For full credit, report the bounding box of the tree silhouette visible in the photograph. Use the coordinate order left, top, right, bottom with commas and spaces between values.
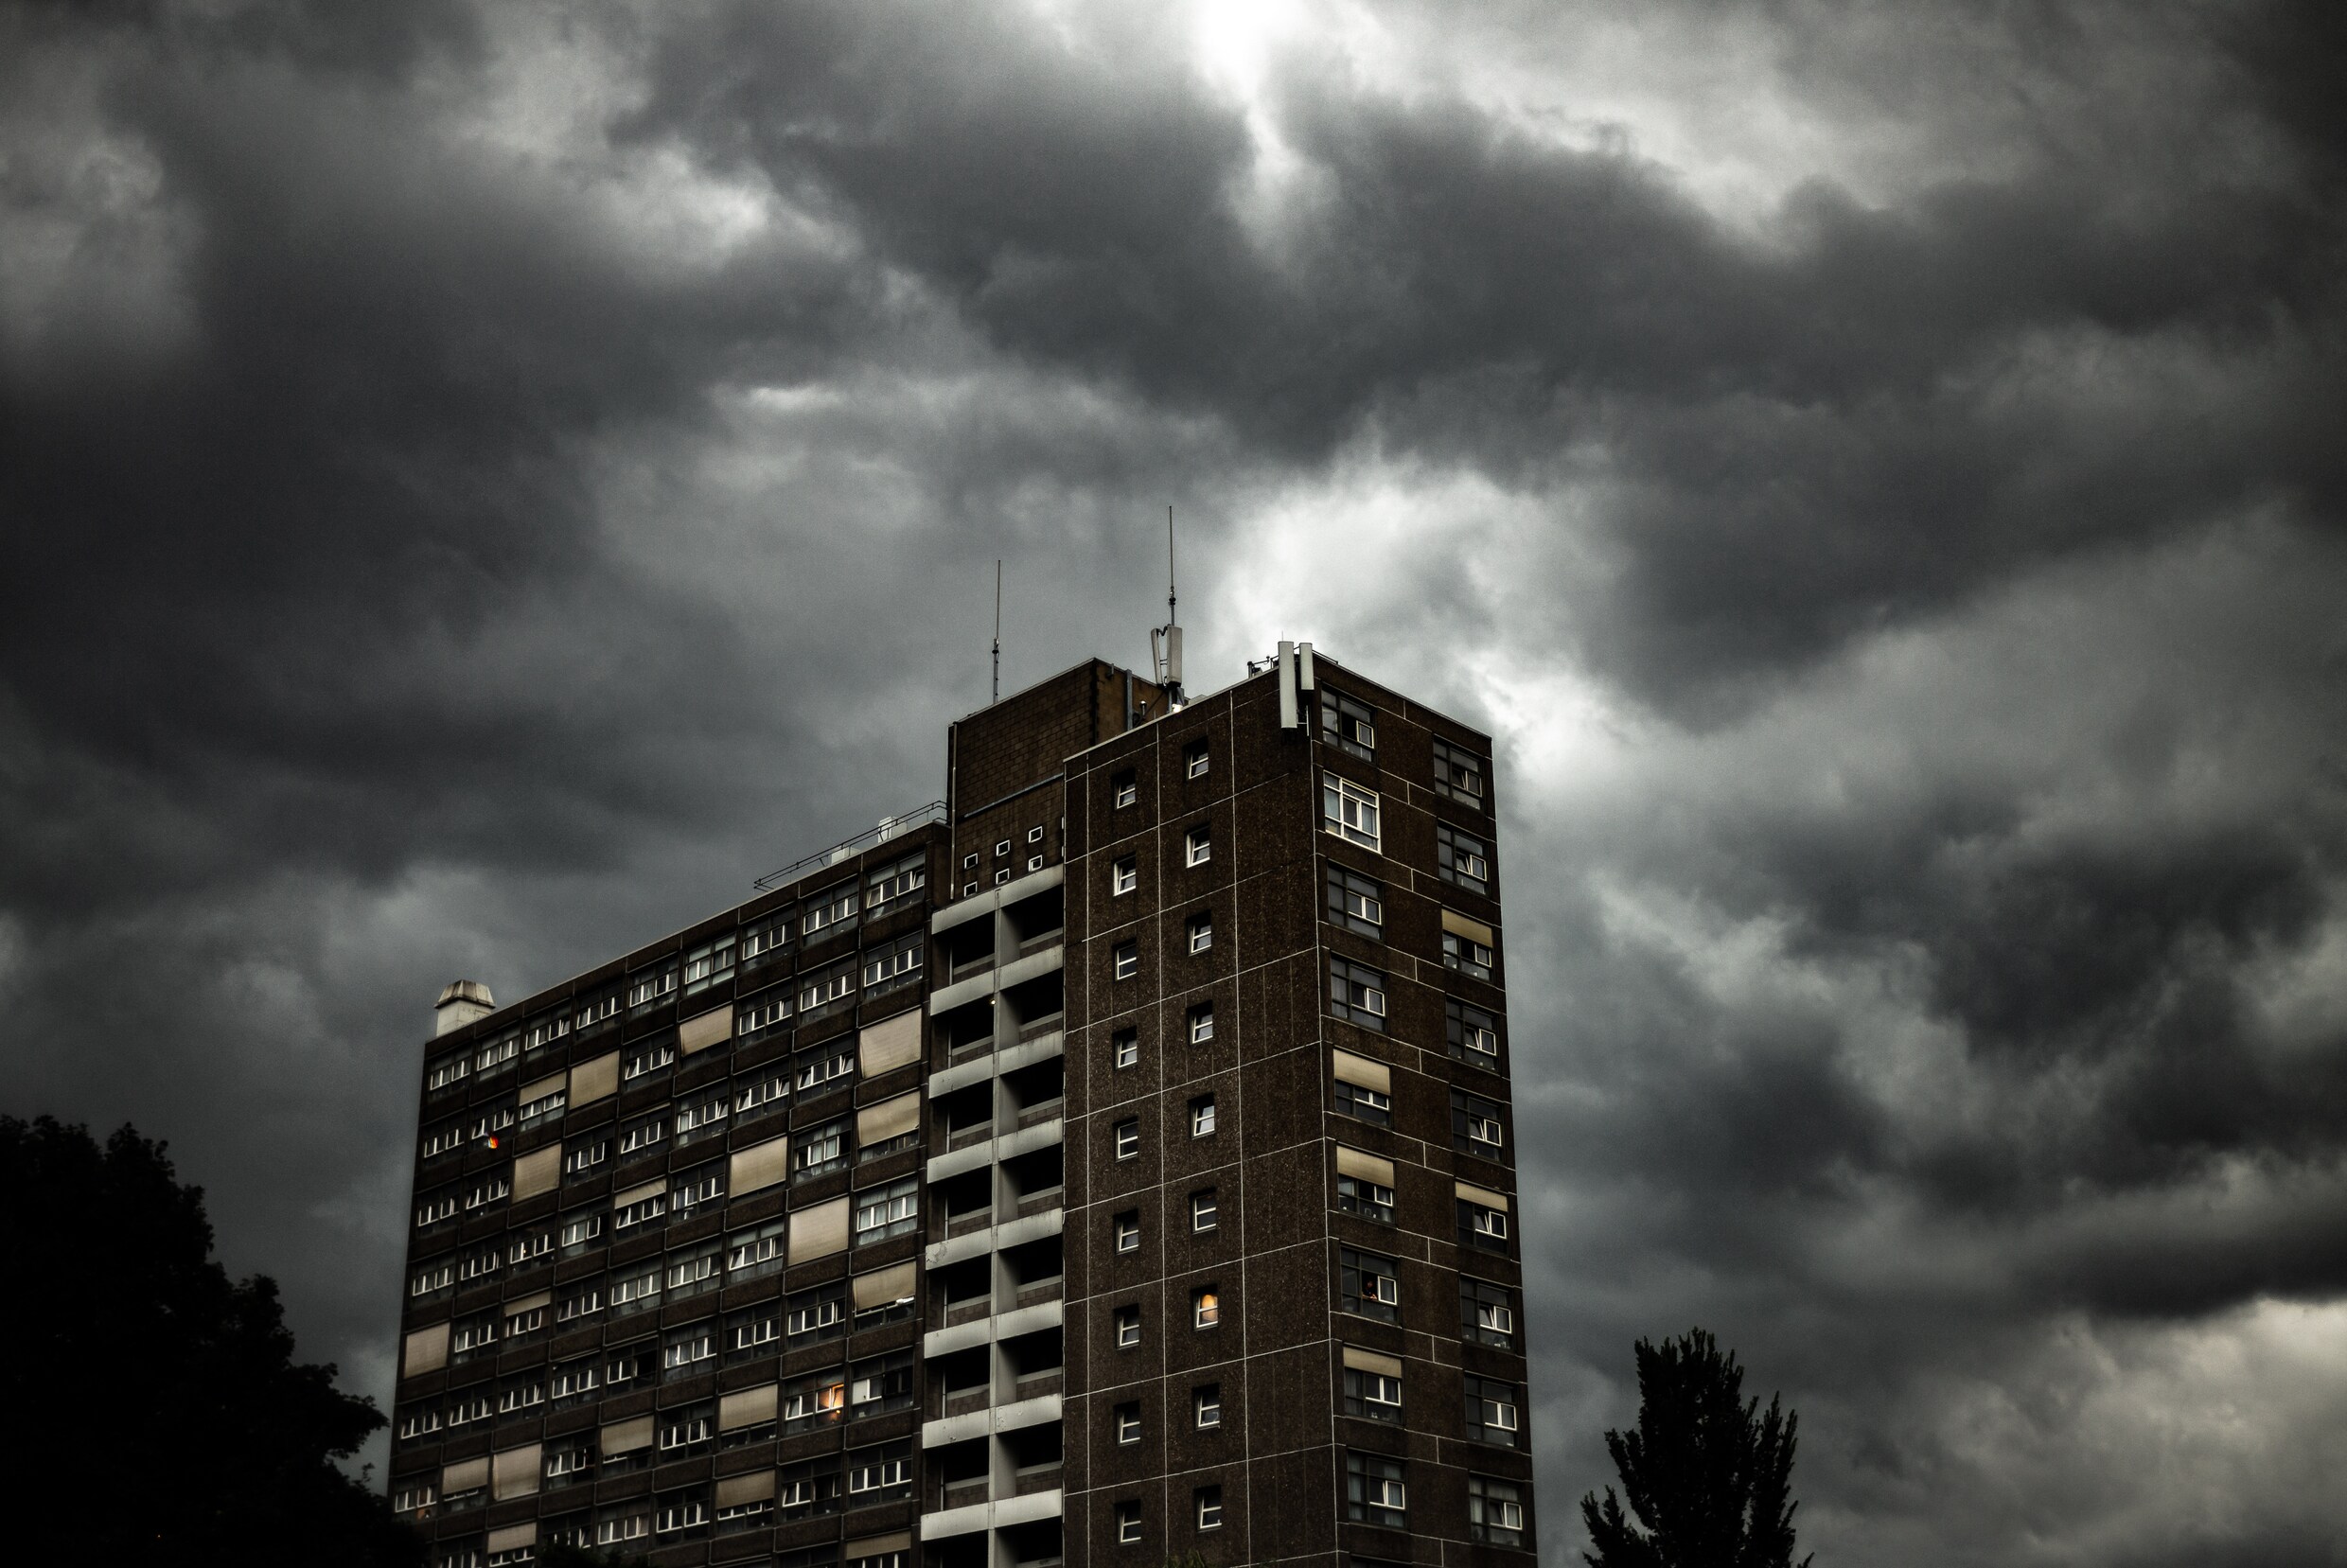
1580, 1328, 1811, 1568
0, 1115, 421, 1567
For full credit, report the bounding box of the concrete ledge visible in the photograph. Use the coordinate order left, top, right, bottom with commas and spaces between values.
924, 1300, 1064, 1358
919, 1488, 1065, 1540
928, 1031, 1065, 1097
927, 945, 1063, 1015
925, 1207, 1064, 1269
930, 865, 1065, 935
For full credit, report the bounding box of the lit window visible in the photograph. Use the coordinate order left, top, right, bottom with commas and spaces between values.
1323, 775, 1381, 850
1113, 856, 1138, 895
1190, 1095, 1216, 1136
1114, 1120, 1139, 1160
1192, 1287, 1221, 1329
1191, 1189, 1218, 1232
1185, 824, 1212, 866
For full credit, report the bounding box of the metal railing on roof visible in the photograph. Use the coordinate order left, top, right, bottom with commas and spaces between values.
752, 802, 947, 892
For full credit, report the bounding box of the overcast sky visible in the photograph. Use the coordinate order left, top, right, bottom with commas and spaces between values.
4, 1, 2344, 1561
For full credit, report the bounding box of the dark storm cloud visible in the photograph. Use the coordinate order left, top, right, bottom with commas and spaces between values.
4, 0, 2345, 1563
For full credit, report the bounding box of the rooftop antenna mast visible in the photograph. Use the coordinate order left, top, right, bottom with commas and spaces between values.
991, 559, 1002, 705
1150, 505, 1185, 705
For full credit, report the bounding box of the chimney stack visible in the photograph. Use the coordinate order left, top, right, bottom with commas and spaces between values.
434, 979, 495, 1037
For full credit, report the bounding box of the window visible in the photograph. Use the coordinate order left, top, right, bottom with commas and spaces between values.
505, 1292, 549, 1338
1459, 1194, 1510, 1253
558, 1207, 604, 1258
799, 957, 856, 1017
803, 882, 858, 939
796, 1038, 856, 1096
794, 1119, 847, 1181
594, 1505, 649, 1547
670, 1161, 726, 1219
622, 1036, 675, 1083
995, 839, 1012, 859
1117, 1501, 1142, 1545
662, 1320, 716, 1378
475, 1031, 521, 1080
1469, 1475, 1526, 1545
498, 1368, 545, 1418
1192, 1286, 1221, 1329
1452, 1088, 1507, 1160
445, 1385, 491, 1431
740, 908, 792, 971
1113, 1029, 1138, 1069
517, 1082, 566, 1130
734, 1066, 789, 1122
1185, 738, 1210, 778
1341, 1246, 1401, 1321
683, 934, 735, 995
666, 1240, 723, 1300
1186, 910, 1212, 953
1442, 924, 1496, 982
1334, 1074, 1391, 1127
574, 987, 621, 1034
397, 1408, 443, 1445
1114, 1119, 1139, 1160
464, 1172, 511, 1212
725, 1300, 781, 1361
865, 852, 926, 915
550, 1357, 599, 1407
737, 989, 793, 1050
674, 1085, 730, 1147
1329, 956, 1387, 1029
618, 1108, 668, 1159
612, 1185, 666, 1236
1436, 821, 1491, 894
449, 1311, 497, 1362
1027, 824, 1045, 844
409, 1258, 454, 1299
783, 1369, 848, 1433
1190, 1095, 1217, 1136
862, 931, 924, 992
1191, 1189, 1218, 1232
555, 1279, 603, 1326
415, 1187, 459, 1230
626, 959, 679, 1014
1324, 775, 1382, 850
1344, 1365, 1404, 1424
848, 1350, 915, 1418
1347, 1451, 1407, 1527
1115, 1306, 1141, 1348
425, 1050, 470, 1094
656, 1483, 711, 1539
1193, 1383, 1222, 1428
1184, 823, 1212, 866
1113, 856, 1138, 895
605, 1342, 648, 1393
785, 1281, 848, 1344
777, 1454, 843, 1519
1115, 1401, 1141, 1444
715, 1488, 771, 1534
1113, 1209, 1140, 1253
1026, 854, 1044, 872
1446, 998, 1501, 1071
393, 1478, 437, 1518
458, 1242, 501, 1285
1113, 770, 1138, 808
1460, 1277, 1518, 1348
659, 1401, 715, 1458
1195, 1485, 1224, 1531
1327, 864, 1385, 938
419, 1116, 467, 1162
1337, 1173, 1396, 1224
1464, 1375, 1522, 1446
609, 1261, 662, 1316
1321, 689, 1377, 759
1433, 737, 1488, 806
846, 1439, 913, 1503
854, 1177, 918, 1242
1185, 1001, 1215, 1044
561, 1136, 609, 1182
